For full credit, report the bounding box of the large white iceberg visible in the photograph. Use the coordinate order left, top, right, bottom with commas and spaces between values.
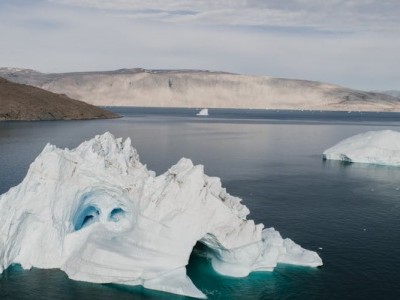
323, 130, 400, 166
0, 133, 322, 298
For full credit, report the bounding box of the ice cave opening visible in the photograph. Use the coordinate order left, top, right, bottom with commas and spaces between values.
109, 208, 125, 222
74, 205, 101, 230
186, 241, 216, 290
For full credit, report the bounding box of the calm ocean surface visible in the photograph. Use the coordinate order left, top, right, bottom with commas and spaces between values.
1, 108, 400, 300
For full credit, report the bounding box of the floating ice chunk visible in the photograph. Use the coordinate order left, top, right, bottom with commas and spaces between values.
0, 132, 322, 298
196, 108, 208, 116
323, 130, 400, 166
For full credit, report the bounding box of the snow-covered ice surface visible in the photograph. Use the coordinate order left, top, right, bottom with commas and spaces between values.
323, 130, 400, 166
0, 133, 322, 298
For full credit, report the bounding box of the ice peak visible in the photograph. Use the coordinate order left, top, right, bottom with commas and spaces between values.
68, 132, 142, 174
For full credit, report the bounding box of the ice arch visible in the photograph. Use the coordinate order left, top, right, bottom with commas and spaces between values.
0, 133, 322, 298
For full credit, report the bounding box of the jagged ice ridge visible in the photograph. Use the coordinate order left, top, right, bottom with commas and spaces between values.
0, 133, 322, 298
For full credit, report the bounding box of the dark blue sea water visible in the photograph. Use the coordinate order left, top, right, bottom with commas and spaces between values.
1, 108, 400, 300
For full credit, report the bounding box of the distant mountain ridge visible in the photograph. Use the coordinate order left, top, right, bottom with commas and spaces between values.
1, 67, 399, 112
0, 77, 118, 121
374, 90, 400, 98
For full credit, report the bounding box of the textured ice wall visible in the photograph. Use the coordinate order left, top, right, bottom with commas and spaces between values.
0, 133, 322, 298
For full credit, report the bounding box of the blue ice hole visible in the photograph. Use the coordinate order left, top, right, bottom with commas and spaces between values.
109, 208, 125, 222
74, 205, 100, 230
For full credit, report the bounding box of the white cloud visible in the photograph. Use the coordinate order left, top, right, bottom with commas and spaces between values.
0, 0, 399, 90
49, 0, 400, 33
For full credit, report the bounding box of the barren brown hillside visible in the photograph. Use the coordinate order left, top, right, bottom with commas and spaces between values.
0, 77, 118, 120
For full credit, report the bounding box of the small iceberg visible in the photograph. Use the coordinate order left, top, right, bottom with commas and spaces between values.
323, 130, 400, 166
196, 108, 208, 116
0, 133, 322, 298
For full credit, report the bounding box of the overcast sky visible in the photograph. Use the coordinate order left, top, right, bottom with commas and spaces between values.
0, 0, 399, 90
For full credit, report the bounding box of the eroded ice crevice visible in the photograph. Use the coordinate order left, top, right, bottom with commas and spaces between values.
0, 132, 322, 298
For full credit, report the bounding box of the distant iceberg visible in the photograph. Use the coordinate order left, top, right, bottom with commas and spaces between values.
0, 133, 322, 298
196, 108, 208, 116
323, 130, 400, 166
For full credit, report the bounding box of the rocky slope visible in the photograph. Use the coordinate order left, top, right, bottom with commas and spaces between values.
0, 77, 118, 121
1, 67, 399, 111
